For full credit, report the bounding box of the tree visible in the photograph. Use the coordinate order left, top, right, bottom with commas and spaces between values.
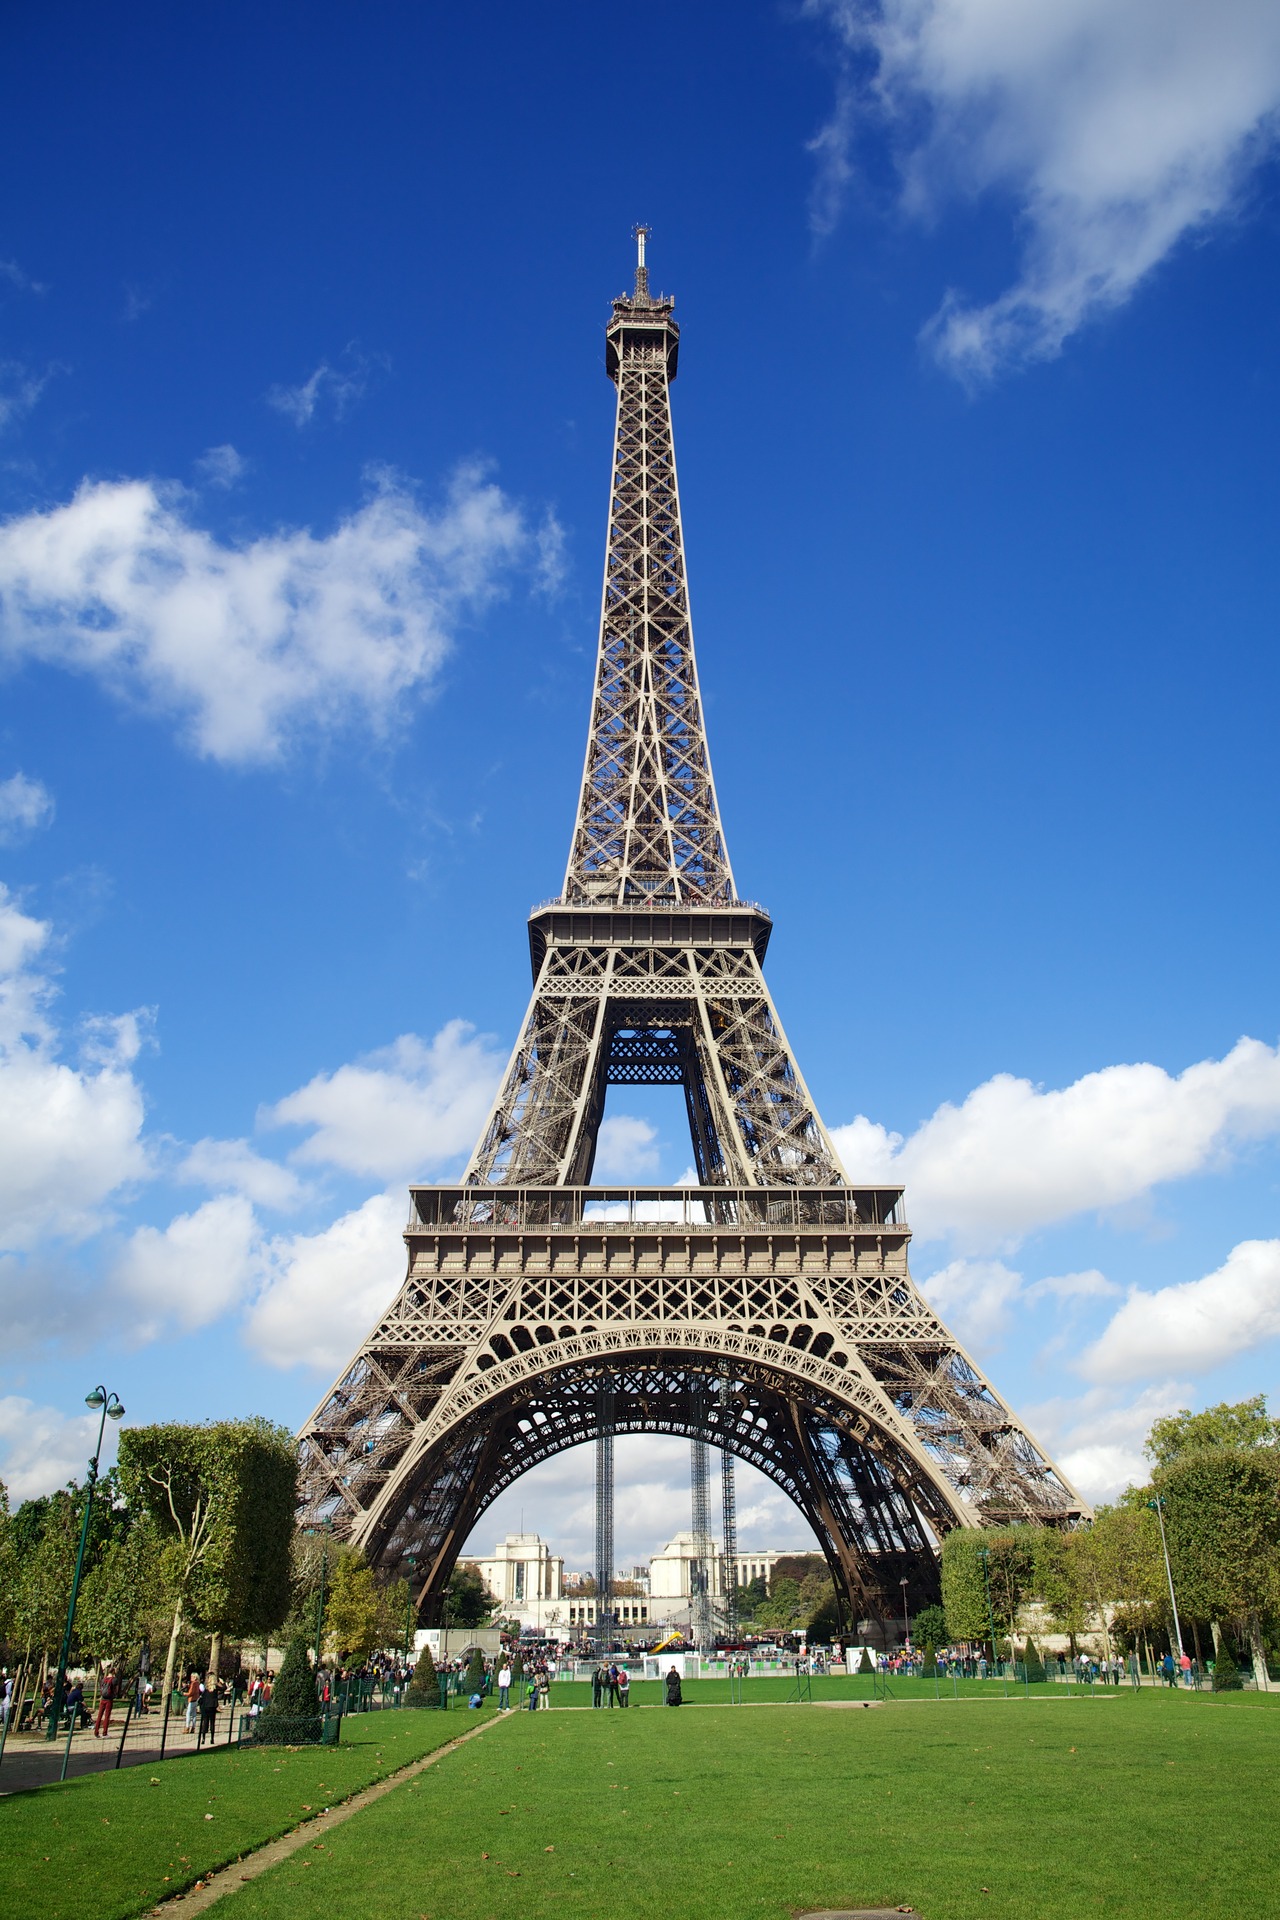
77, 1519, 169, 1669
737, 1574, 767, 1619
378, 1574, 412, 1655
444, 1564, 495, 1628
940, 1533, 992, 1644
118, 1419, 298, 1705
754, 1576, 803, 1631
912, 1604, 948, 1651
405, 1643, 439, 1706
325, 1551, 383, 1664
1023, 1634, 1046, 1681
1147, 1397, 1280, 1467
921, 1643, 937, 1676
266, 1632, 319, 1716
1211, 1635, 1243, 1692
1156, 1443, 1280, 1685
857, 1647, 874, 1675
465, 1646, 486, 1694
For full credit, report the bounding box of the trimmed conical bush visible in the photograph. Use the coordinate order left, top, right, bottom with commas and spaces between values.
269, 1634, 319, 1715
1211, 1637, 1243, 1691
1023, 1636, 1046, 1682
405, 1643, 439, 1707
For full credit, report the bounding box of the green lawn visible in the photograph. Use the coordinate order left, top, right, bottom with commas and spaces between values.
213, 1689, 1280, 1920
0, 1704, 497, 1920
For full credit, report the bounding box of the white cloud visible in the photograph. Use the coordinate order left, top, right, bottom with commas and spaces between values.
1026, 1379, 1192, 1503
0, 259, 47, 295
832, 1035, 1280, 1253
244, 1189, 405, 1371
919, 1257, 1025, 1354
263, 1020, 504, 1183
807, 0, 1280, 377
1080, 1237, 1280, 1384
267, 352, 373, 427
195, 444, 247, 489
0, 886, 150, 1250
0, 465, 531, 764
0, 361, 49, 432
592, 1115, 661, 1181
177, 1135, 307, 1211
114, 1194, 262, 1339
0, 1395, 116, 1503
0, 771, 54, 843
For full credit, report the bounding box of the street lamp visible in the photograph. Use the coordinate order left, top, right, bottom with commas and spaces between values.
899, 1577, 910, 1652
1148, 1494, 1185, 1661
47, 1386, 125, 1744
978, 1546, 999, 1665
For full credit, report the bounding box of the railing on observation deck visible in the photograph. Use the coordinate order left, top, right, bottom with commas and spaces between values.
407, 1186, 907, 1234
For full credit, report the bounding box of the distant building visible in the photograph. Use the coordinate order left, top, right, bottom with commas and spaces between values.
647, 1534, 786, 1626
471, 1533, 565, 1633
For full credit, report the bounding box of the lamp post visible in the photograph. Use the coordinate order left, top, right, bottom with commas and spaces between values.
978, 1546, 999, 1665
47, 1385, 125, 1742
899, 1577, 910, 1652
1147, 1495, 1185, 1661
309, 1523, 332, 1671
404, 1555, 418, 1665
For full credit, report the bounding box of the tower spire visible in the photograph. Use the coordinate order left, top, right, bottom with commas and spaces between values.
633, 222, 650, 300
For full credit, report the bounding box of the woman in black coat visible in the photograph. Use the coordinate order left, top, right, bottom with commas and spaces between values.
664, 1666, 683, 1706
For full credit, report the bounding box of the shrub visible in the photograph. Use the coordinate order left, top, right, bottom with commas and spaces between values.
405, 1643, 439, 1706
1023, 1636, 1046, 1682
1212, 1638, 1243, 1692
268, 1633, 318, 1715
254, 1631, 322, 1744
921, 1643, 937, 1677
857, 1647, 874, 1675
465, 1646, 486, 1694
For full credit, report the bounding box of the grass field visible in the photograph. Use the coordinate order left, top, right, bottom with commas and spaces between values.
5, 1688, 1276, 1920
0, 1704, 497, 1920
212, 1690, 1278, 1920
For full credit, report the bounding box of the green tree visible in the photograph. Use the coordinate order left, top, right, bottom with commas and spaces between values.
921, 1643, 937, 1676
754, 1576, 803, 1631
1022, 1634, 1046, 1681
77, 1518, 169, 1669
265, 1632, 319, 1716
464, 1646, 486, 1694
444, 1564, 494, 1628
737, 1574, 767, 1620
325, 1551, 382, 1664
912, 1604, 948, 1650
378, 1574, 412, 1656
940, 1532, 992, 1644
0, 1481, 17, 1649
857, 1647, 874, 1675
1147, 1397, 1280, 1466
1156, 1443, 1280, 1685
405, 1642, 439, 1706
118, 1418, 298, 1704
1211, 1635, 1243, 1692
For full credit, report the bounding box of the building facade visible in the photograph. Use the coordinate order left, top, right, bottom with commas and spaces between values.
469, 1533, 565, 1633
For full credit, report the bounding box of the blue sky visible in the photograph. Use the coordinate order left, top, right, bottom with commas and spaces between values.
1, 0, 1278, 1572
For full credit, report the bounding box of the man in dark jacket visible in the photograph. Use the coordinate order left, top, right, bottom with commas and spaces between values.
664, 1666, 683, 1706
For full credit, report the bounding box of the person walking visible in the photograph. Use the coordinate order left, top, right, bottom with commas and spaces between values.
537, 1664, 551, 1710
664, 1665, 683, 1707
184, 1670, 202, 1732
617, 1667, 630, 1708
607, 1662, 620, 1707
497, 1660, 512, 1710
94, 1668, 117, 1739
592, 1661, 606, 1708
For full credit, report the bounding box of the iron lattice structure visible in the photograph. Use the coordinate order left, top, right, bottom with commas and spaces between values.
297, 236, 1089, 1633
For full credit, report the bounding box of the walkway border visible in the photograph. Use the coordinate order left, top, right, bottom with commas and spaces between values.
147, 1709, 509, 1915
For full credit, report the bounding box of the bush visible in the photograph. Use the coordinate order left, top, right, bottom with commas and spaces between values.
857, 1647, 874, 1675
510, 1649, 524, 1686
1023, 1636, 1046, 1682
254, 1631, 322, 1744
912, 1604, 949, 1650
405, 1643, 439, 1707
465, 1647, 486, 1694
1212, 1638, 1243, 1692
267, 1633, 318, 1715
921, 1643, 937, 1677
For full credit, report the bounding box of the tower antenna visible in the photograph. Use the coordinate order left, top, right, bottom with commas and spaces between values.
632, 222, 651, 300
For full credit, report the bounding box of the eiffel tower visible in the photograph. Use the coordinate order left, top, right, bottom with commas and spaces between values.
298, 232, 1089, 1631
